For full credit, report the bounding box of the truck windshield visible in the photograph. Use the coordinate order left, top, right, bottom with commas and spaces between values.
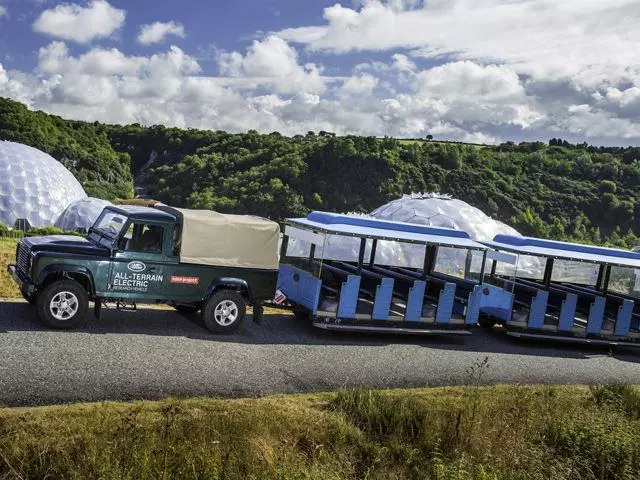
93, 211, 128, 237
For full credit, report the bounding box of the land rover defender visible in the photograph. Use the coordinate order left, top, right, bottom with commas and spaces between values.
8, 205, 280, 333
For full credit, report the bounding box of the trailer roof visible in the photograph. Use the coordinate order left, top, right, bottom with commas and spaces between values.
287, 211, 486, 250
486, 234, 640, 269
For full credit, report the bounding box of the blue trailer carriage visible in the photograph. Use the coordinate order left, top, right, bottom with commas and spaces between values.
275, 211, 512, 335
482, 234, 640, 346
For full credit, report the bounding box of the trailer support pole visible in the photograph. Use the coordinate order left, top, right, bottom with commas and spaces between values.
595, 264, 605, 291
280, 234, 289, 258
357, 238, 367, 273
602, 265, 612, 295
543, 258, 554, 288
423, 245, 438, 280
308, 244, 316, 269
369, 239, 378, 266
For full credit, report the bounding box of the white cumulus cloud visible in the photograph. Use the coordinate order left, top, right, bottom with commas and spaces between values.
341, 73, 378, 95
218, 35, 327, 95
279, 0, 640, 89
33, 0, 125, 44
2, 2, 640, 145
138, 21, 186, 45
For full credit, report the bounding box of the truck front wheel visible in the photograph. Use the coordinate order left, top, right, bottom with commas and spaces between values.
202, 290, 246, 334
36, 279, 89, 329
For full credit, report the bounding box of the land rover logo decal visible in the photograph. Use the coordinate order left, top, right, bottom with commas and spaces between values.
127, 261, 146, 272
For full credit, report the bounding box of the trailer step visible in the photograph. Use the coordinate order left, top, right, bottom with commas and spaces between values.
506, 331, 640, 348
312, 322, 472, 336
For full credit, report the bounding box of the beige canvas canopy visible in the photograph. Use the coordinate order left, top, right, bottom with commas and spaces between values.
167, 207, 280, 270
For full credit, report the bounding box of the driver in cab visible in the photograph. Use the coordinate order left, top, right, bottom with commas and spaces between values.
130, 225, 163, 253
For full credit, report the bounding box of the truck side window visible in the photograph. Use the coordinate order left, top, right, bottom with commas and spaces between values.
124, 223, 164, 253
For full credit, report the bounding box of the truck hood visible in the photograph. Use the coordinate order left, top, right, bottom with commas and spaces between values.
23, 235, 110, 257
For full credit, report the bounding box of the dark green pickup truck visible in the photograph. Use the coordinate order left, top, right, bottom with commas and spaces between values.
8, 205, 280, 333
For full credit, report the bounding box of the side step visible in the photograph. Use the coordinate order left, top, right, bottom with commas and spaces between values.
507, 331, 640, 348
116, 301, 138, 311
313, 322, 472, 336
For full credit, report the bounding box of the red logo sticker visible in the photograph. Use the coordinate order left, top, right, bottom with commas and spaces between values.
170, 276, 200, 285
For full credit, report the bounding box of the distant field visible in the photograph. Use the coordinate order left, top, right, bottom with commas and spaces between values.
1, 384, 639, 480
396, 139, 487, 148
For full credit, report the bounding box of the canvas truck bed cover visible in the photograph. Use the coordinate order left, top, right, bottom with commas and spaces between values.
161, 207, 280, 270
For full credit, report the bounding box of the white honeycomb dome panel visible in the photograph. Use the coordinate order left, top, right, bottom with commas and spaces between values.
370, 193, 521, 241
0, 141, 86, 227
55, 197, 112, 232
371, 194, 539, 277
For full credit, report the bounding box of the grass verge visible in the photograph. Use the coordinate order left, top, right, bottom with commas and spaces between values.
1, 384, 640, 479
0, 237, 19, 298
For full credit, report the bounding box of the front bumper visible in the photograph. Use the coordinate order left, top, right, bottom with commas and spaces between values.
7, 265, 34, 295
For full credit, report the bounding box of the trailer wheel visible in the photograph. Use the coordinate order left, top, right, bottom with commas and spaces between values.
202, 290, 246, 334
36, 279, 88, 329
478, 315, 497, 328
293, 309, 311, 321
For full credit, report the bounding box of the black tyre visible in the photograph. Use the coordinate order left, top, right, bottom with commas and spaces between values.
21, 291, 36, 304
201, 290, 247, 334
36, 279, 88, 329
173, 303, 201, 314
293, 309, 311, 321
478, 315, 497, 328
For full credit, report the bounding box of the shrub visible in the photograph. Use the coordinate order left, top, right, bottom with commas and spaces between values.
590, 384, 640, 420
541, 418, 640, 480
26, 227, 84, 237
328, 389, 427, 442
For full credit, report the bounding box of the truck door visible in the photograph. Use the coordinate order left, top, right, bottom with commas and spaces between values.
108, 220, 169, 300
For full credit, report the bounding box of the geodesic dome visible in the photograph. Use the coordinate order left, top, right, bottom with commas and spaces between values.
287, 194, 526, 276
370, 193, 520, 241
370, 194, 599, 282
368, 194, 525, 276
0, 141, 86, 228
55, 197, 113, 232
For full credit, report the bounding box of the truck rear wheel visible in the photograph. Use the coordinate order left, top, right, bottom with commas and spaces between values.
36, 279, 88, 329
202, 290, 246, 334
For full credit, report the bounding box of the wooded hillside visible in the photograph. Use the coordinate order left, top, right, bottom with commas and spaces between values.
2, 97, 639, 248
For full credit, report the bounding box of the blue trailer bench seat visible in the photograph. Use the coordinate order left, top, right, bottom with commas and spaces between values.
367, 265, 465, 324
325, 261, 464, 325
516, 278, 622, 337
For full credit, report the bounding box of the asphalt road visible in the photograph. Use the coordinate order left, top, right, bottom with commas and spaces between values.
1, 299, 640, 407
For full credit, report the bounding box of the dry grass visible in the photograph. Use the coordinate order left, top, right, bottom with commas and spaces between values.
1, 384, 640, 480
0, 237, 19, 299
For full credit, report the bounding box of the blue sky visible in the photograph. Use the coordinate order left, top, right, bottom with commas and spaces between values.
1, 0, 332, 70
0, 0, 639, 145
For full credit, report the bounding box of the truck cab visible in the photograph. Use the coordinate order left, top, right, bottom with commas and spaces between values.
9, 205, 280, 333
